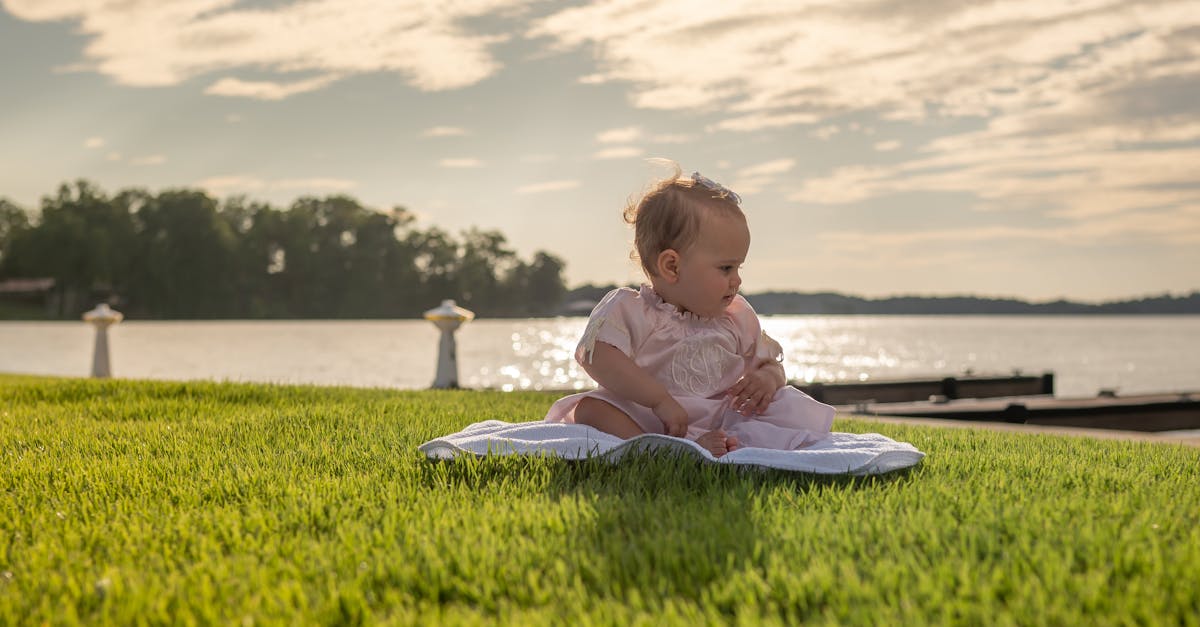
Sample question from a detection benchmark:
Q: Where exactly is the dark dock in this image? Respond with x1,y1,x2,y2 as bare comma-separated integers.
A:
793,372,1055,405
840,392,1200,432
792,372,1200,432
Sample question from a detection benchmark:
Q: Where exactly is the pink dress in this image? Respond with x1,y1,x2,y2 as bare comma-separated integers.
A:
544,285,835,449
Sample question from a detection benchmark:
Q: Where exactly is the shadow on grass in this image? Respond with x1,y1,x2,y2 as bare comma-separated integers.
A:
414,451,919,606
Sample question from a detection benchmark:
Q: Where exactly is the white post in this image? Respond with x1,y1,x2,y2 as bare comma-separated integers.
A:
82,303,123,378
423,299,475,389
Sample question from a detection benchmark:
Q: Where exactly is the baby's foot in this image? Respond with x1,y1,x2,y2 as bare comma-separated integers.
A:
694,430,740,457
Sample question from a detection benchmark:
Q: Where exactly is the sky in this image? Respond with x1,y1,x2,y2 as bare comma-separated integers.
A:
1,0,1198,303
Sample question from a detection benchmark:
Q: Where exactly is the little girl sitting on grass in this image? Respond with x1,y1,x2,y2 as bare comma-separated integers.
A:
544,163,834,457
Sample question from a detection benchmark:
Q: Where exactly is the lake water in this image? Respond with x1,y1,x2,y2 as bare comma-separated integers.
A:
1,316,1198,398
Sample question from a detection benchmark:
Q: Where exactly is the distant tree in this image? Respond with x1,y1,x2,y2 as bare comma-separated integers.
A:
0,198,30,272
343,205,421,317
507,251,567,315
410,226,459,314
7,181,137,315
216,196,283,317
455,228,517,315
129,189,237,318
0,180,574,319
267,195,390,317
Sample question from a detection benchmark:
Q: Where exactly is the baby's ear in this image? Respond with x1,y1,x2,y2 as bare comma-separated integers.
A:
656,249,680,282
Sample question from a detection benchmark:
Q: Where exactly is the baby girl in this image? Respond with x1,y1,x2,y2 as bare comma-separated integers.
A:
544,163,834,457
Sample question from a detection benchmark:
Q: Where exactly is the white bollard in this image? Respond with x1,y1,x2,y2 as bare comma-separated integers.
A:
82,303,123,378
423,299,475,389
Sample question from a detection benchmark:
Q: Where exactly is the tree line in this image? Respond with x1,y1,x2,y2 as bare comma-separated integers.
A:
0,181,567,319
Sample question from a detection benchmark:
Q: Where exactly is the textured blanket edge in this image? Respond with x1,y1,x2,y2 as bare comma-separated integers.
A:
418,421,925,476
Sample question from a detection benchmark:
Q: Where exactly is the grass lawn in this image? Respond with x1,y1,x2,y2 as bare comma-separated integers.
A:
2,374,1198,625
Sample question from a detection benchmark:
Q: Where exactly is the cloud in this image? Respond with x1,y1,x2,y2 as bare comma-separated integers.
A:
811,125,839,140
790,124,1200,215
197,175,357,194
438,158,484,168
595,126,641,143
730,158,795,195
789,128,1200,247
593,127,646,160
12,0,1198,254
593,146,644,160
4,0,538,99
650,133,695,144
83,136,104,149
738,159,795,179
820,205,1200,252
273,177,357,191
515,180,580,194
129,155,167,166
710,112,819,133
196,176,269,192
527,0,1200,248
423,126,470,138
529,1,1200,131
205,75,340,100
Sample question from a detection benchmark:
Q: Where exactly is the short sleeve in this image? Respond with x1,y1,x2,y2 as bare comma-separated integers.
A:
727,295,784,362
756,330,785,363
575,288,645,364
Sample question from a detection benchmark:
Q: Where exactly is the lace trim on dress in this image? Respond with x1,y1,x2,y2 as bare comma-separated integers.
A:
579,316,630,364
579,317,605,364
760,330,785,362
638,284,720,323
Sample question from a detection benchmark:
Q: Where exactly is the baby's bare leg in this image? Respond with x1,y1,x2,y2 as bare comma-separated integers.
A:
574,397,646,439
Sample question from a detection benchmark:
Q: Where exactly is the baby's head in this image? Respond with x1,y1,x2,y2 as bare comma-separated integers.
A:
624,164,746,276
624,163,749,317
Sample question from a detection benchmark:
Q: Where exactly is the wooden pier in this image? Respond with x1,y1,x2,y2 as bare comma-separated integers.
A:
842,392,1200,432
793,372,1055,405
794,371,1200,432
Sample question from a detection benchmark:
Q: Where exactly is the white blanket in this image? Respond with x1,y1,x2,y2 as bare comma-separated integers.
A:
419,420,925,475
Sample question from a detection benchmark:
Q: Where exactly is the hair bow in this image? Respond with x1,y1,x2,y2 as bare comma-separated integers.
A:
690,171,742,205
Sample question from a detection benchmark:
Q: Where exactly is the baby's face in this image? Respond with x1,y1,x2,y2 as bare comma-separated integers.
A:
674,212,750,318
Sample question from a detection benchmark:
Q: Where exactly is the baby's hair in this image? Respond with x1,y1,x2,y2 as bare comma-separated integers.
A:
623,160,745,277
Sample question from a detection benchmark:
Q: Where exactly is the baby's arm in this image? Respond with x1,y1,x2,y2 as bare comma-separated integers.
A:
581,342,689,437
726,357,786,416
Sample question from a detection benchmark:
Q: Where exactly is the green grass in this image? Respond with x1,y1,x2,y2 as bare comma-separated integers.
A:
2,374,1198,625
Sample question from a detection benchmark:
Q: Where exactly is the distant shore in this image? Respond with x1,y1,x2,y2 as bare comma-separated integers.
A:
564,285,1200,316
744,290,1200,315
2,285,1198,320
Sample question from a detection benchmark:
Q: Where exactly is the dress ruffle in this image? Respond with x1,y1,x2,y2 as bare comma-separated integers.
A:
638,284,722,323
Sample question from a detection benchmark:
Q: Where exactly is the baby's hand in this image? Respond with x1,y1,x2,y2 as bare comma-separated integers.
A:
726,360,784,416
653,396,689,438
